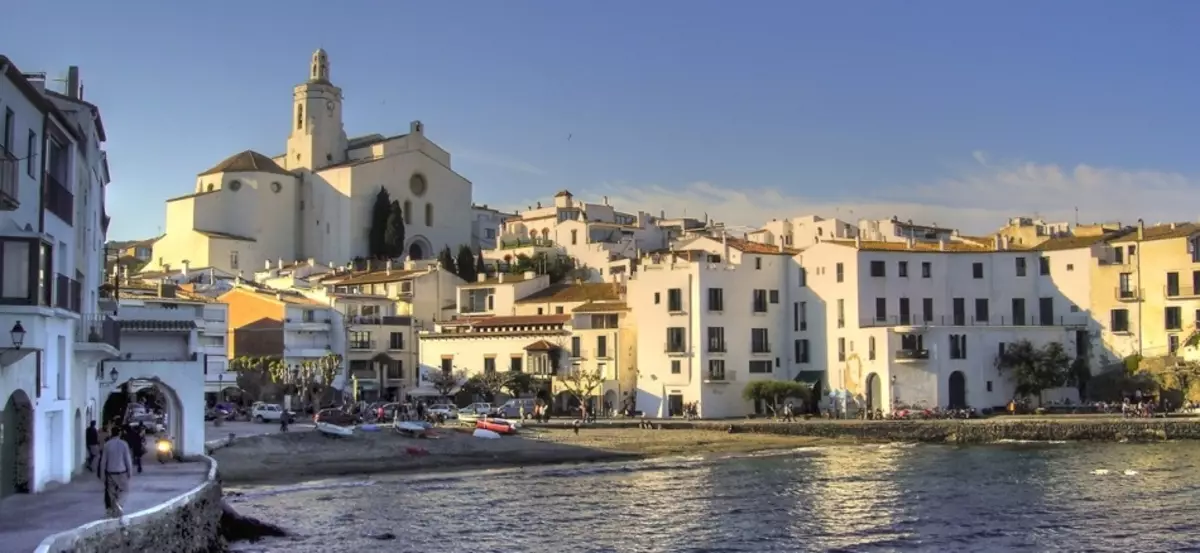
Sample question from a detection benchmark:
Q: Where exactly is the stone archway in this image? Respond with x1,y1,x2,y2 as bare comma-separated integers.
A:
948,371,967,409
865,373,883,411
104,378,186,449
407,242,425,261
406,235,432,261
1,390,34,498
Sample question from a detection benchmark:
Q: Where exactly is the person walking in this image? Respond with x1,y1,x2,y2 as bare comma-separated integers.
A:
85,420,100,471
123,425,145,474
96,428,134,518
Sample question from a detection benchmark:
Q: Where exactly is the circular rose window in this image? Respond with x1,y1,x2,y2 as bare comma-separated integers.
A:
409,173,427,197
271,181,282,193
228,180,242,191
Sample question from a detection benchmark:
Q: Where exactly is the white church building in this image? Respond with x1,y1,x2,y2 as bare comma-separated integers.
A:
144,49,473,277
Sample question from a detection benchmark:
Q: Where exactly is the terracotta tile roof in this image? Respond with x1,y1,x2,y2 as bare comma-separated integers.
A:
1108,223,1199,244
524,339,558,351
554,190,573,198
118,320,197,332
573,301,629,313
472,314,570,327
195,229,256,242
198,150,293,177
515,283,620,304
824,239,1018,253
1034,234,1118,251
221,286,327,307
724,237,800,255
332,268,422,286
115,285,216,303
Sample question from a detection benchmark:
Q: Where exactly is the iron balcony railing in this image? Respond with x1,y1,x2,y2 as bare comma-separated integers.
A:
43,172,73,225
76,314,121,349
895,349,930,360
54,273,81,312
860,314,1086,328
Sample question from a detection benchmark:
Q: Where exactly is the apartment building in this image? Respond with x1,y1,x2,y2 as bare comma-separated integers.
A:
627,235,798,419
750,215,960,249
471,203,512,251
0,59,119,496
218,284,346,373
800,237,1088,413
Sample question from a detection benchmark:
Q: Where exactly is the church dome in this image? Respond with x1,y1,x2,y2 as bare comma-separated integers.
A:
197,150,293,177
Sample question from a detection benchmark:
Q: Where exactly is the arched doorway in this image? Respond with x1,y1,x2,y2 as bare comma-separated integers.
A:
1,390,34,497
948,371,967,408
603,390,617,416
865,373,883,411
104,379,185,451
407,242,424,260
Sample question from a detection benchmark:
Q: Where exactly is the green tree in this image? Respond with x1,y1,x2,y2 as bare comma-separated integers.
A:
456,244,478,283
438,246,457,278
742,381,811,417
466,370,507,402
369,187,392,258
503,371,536,398
428,367,466,400
996,340,1070,404
1068,356,1092,400
1135,355,1200,404
475,250,487,277
556,365,604,420
384,200,406,258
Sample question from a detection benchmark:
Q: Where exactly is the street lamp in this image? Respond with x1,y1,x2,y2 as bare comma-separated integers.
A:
9,321,25,349
218,373,224,403
109,367,119,384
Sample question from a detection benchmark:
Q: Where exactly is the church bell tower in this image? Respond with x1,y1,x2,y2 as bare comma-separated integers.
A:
286,48,348,171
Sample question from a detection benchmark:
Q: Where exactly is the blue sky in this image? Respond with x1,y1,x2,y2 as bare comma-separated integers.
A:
6,1,1200,240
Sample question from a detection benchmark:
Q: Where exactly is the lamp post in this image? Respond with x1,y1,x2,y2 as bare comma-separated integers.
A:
109,367,119,385
890,374,898,411
9,321,25,350
218,373,224,403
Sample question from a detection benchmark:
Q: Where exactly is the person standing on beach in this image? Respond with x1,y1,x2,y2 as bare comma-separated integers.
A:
85,420,100,470
96,429,134,518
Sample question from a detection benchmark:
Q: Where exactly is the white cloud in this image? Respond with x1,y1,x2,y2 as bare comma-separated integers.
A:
454,149,547,176
501,153,1200,234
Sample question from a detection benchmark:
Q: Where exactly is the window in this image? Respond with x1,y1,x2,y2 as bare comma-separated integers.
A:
424,202,433,226
707,327,725,352
486,229,495,239
794,339,810,363
952,298,965,325
440,358,453,373
768,290,779,304
1167,272,1180,297
2,108,13,152
1166,306,1182,331
483,357,496,373
389,332,404,350
510,356,523,372
667,288,683,312
296,104,304,129
836,262,844,282
875,297,887,322
1066,264,1074,271
350,331,372,349
229,251,239,270
1039,297,1054,326
1111,309,1130,332
1118,273,1134,299
751,328,770,353
571,229,578,245
755,257,762,270
403,200,412,224
1012,298,1026,326
870,260,885,277
537,307,544,315
671,360,681,374
1170,335,1181,355
975,298,989,323
596,336,608,357
899,298,911,325
972,262,984,279
1039,257,1050,275
708,360,725,380
666,327,686,353
798,302,808,331
1014,257,1027,277
949,334,967,359
837,299,845,328
923,298,933,323
921,262,931,278
798,267,807,287
571,336,581,357
705,286,724,307
748,360,772,374
27,130,36,176
868,336,876,360
837,338,846,361
898,261,908,277
752,289,768,313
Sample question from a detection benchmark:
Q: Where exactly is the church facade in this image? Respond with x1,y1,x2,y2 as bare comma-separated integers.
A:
145,49,473,277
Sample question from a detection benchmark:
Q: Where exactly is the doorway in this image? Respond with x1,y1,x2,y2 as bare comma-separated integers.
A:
948,371,967,408
667,394,684,418
865,373,882,411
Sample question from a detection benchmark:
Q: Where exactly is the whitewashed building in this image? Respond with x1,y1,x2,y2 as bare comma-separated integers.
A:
145,48,473,277
218,285,346,375
0,60,119,497
471,204,512,251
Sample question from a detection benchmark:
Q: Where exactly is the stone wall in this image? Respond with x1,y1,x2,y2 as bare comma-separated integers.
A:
548,418,1200,443
32,456,224,553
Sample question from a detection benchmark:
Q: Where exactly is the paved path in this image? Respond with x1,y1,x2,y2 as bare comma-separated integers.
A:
0,454,208,553
204,420,315,443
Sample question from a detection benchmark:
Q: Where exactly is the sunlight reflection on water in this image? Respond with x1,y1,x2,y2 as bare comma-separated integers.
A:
227,442,1200,553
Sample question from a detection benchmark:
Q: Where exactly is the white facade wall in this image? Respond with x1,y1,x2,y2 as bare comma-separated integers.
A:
418,331,569,383
282,305,343,368
471,205,508,251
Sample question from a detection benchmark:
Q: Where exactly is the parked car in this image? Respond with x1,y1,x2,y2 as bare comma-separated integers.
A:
462,402,494,415
252,403,285,423
314,408,358,427
427,404,458,419
496,398,537,419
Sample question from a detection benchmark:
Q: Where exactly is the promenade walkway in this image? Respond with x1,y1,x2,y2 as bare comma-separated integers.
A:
0,456,207,553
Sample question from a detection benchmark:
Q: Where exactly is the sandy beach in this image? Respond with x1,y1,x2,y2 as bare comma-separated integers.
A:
212,425,852,485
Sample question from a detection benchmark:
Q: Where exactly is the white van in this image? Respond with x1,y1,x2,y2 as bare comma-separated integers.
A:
497,398,537,418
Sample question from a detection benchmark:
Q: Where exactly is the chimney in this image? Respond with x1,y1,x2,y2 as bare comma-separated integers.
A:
181,260,190,276
157,282,176,298
906,237,914,250
67,66,81,100
1137,219,1145,241
603,196,609,206
524,270,537,280
477,273,486,283
367,259,373,272
777,239,784,253
385,260,392,275
410,120,424,134
278,258,284,269
660,210,666,219
1171,222,1177,230
938,239,946,251
209,267,215,284
308,258,315,267
854,235,861,248
276,293,284,301
265,259,271,270
498,273,506,283
1001,236,1010,250
993,235,1001,250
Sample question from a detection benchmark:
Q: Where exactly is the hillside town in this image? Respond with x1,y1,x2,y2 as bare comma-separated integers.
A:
4,48,1200,510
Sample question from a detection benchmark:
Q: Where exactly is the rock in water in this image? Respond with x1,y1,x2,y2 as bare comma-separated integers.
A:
220,500,288,543
369,532,397,540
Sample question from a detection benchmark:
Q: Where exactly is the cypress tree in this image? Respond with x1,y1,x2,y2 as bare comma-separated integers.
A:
475,250,486,277
456,245,478,283
384,200,406,258
368,187,391,258
438,246,457,277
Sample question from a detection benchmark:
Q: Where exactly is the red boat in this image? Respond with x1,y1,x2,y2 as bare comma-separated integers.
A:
476,418,518,435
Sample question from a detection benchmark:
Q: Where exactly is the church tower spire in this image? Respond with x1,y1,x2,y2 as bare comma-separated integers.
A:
286,48,347,171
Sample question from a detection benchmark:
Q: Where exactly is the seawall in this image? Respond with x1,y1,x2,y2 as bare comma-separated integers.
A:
32,455,224,553
543,418,1200,443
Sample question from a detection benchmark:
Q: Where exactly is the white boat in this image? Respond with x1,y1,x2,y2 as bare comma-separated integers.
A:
316,421,354,437
394,421,433,437
473,428,501,439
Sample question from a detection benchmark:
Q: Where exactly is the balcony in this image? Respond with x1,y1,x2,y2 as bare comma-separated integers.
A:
499,238,554,250
285,345,331,358
0,148,17,210
1164,286,1200,300
349,315,412,326
0,236,52,309
704,368,734,383
43,173,73,226
76,314,121,350
349,340,374,350
664,342,689,356
1115,287,1142,302
53,274,81,313
750,345,771,355
707,343,727,354
861,314,1088,328
284,316,331,332
895,348,930,361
